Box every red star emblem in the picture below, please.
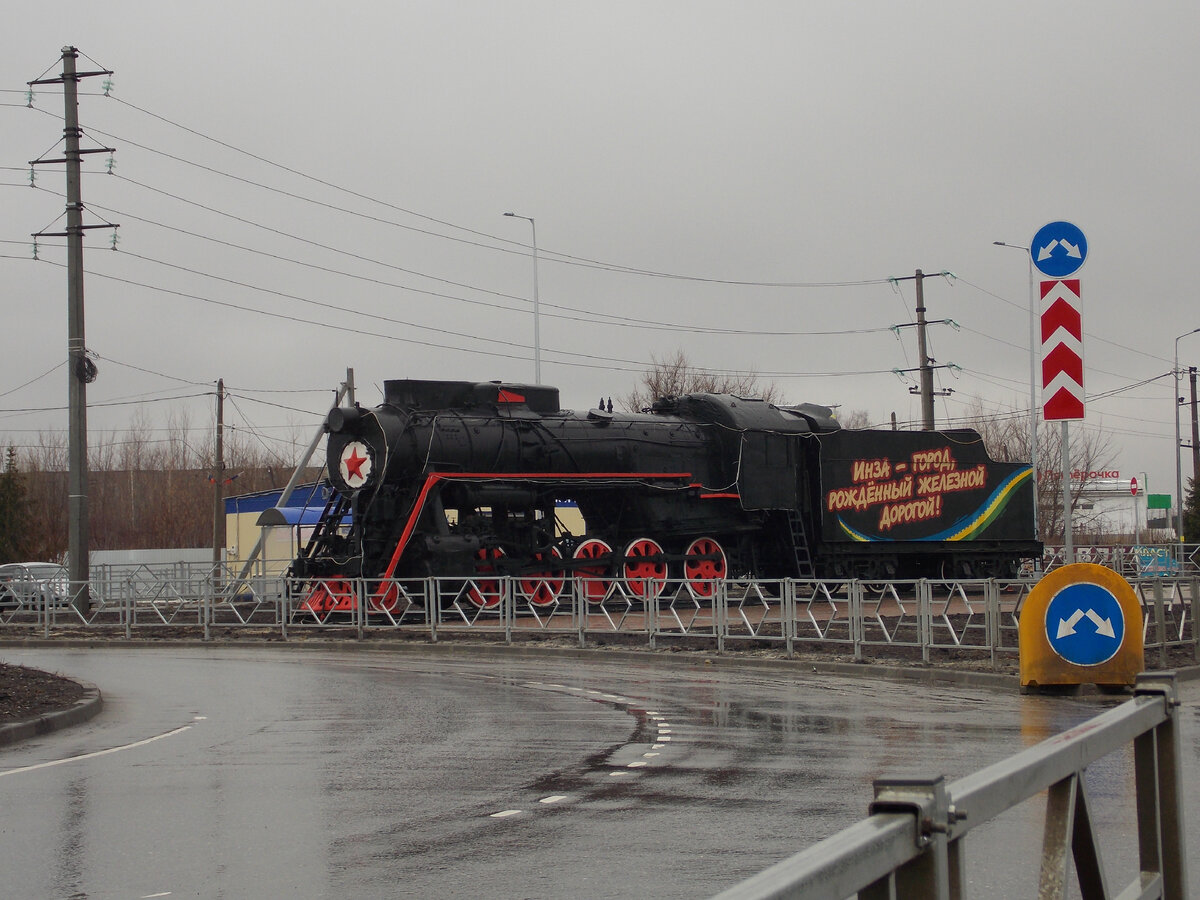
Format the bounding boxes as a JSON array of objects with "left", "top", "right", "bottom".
[{"left": 343, "top": 447, "right": 368, "bottom": 480}]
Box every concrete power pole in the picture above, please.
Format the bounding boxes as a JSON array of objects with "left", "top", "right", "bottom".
[
  {"left": 914, "top": 269, "right": 935, "bottom": 430},
  {"left": 1191, "top": 366, "right": 1199, "bottom": 502},
  {"left": 892, "top": 270, "right": 954, "bottom": 431},
  {"left": 212, "top": 379, "right": 225, "bottom": 573},
  {"left": 29, "top": 47, "right": 115, "bottom": 613}
]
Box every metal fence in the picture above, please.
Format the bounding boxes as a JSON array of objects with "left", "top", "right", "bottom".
[
  {"left": 2, "top": 564, "right": 1196, "bottom": 667},
  {"left": 711, "top": 671, "right": 1188, "bottom": 899},
  {"left": 1043, "top": 542, "right": 1200, "bottom": 577}
]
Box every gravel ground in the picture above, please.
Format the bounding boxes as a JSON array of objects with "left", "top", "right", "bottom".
[{"left": 0, "top": 662, "right": 84, "bottom": 724}]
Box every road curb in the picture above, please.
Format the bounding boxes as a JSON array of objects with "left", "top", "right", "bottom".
[{"left": 0, "top": 679, "right": 102, "bottom": 748}]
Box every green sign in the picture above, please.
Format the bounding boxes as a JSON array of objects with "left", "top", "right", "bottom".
[{"left": 1147, "top": 493, "right": 1172, "bottom": 510}]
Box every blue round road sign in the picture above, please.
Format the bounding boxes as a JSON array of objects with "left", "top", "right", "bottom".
[
  {"left": 1044, "top": 581, "right": 1125, "bottom": 666},
  {"left": 1031, "top": 221, "right": 1088, "bottom": 278}
]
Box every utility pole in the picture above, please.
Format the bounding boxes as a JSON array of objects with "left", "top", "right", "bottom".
[
  {"left": 891, "top": 269, "right": 955, "bottom": 430},
  {"left": 29, "top": 47, "right": 115, "bottom": 614},
  {"left": 914, "top": 270, "right": 935, "bottom": 430},
  {"left": 212, "top": 379, "right": 225, "bottom": 575},
  {"left": 1190, "top": 367, "right": 1199, "bottom": 489}
]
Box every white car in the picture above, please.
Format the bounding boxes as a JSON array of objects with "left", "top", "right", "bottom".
[{"left": 0, "top": 562, "right": 70, "bottom": 610}]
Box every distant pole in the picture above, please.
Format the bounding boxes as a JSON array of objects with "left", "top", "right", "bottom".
[
  {"left": 212, "top": 379, "right": 225, "bottom": 573},
  {"left": 1132, "top": 478, "right": 1139, "bottom": 544},
  {"left": 914, "top": 269, "right": 935, "bottom": 430},
  {"left": 503, "top": 212, "right": 540, "bottom": 384},
  {"left": 1190, "top": 367, "right": 1199, "bottom": 503},
  {"left": 1174, "top": 329, "right": 1200, "bottom": 541}
]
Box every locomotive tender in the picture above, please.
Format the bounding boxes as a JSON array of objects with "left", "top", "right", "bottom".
[{"left": 293, "top": 379, "right": 1039, "bottom": 607}]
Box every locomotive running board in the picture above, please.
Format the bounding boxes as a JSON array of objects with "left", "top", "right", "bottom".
[{"left": 379, "top": 471, "right": 696, "bottom": 581}]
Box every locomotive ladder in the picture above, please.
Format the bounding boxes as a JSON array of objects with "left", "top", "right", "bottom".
[
  {"left": 295, "top": 491, "right": 354, "bottom": 570},
  {"left": 785, "top": 510, "right": 814, "bottom": 578}
]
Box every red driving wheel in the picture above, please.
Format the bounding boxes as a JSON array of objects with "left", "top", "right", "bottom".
[
  {"left": 573, "top": 538, "right": 614, "bottom": 603},
  {"left": 684, "top": 537, "right": 727, "bottom": 599},
  {"left": 465, "top": 546, "right": 505, "bottom": 609},
  {"left": 518, "top": 548, "right": 565, "bottom": 607},
  {"left": 622, "top": 537, "right": 667, "bottom": 600}
]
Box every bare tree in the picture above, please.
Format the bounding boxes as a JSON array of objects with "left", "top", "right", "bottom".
[
  {"left": 13, "top": 414, "right": 322, "bottom": 558},
  {"left": 838, "top": 409, "right": 872, "bottom": 430},
  {"left": 621, "top": 349, "right": 782, "bottom": 412}
]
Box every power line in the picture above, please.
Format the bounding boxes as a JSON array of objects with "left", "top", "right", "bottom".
[
  {"left": 954, "top": 276, "right": 1173, "bottom": 365},
  {"left": 91, "top": 101, "right": 898, "bottom": 288},
  {"left": 93, "top": 179, "right": 896, "bottom": 338},
  {"left": 0, "top": 391, "right": 211, "bottom": 414},
  {"left": 0, "top": 361, "right": 64, "bottom": 398},
  {"left": 14, "top": 253, "right": 900, "bottom": 380}
]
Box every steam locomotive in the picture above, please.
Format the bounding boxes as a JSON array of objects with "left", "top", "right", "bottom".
[{"left": 292, "top": 379, "right": 1039, "bottom": 608}]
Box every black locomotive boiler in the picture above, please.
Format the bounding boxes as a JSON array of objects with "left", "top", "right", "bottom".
[{"left": 293, "top": 379, "right": 1039, "bottom": 608}]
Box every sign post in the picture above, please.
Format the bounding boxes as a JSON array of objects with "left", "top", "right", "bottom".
[
  {"left": 1032, "top": 222, "right": 1088, "bottom": 563},
  {"left": 1131, "top": 475, "right": 1139, "bottom": 543}
]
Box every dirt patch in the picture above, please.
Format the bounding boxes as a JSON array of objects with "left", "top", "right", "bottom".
[{"left": 0, "top": 662, "right": 85, "bottom": 724}]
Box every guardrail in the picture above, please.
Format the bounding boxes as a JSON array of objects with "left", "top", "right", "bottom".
[
  {"left": 711, "top": 671, "right": 1188, "bottom": 899},
  {"left": 2, "top": 571, "right": 1197, "bottom": 667}
]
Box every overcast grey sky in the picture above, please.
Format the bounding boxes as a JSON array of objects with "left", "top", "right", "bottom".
[{"left": 2, "top": 2, "right": 1197, "bottom": 503}]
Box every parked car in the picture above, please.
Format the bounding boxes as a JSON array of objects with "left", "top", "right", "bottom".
[{"left": 0, "top": 562, "right": 70, "bottom": 610}]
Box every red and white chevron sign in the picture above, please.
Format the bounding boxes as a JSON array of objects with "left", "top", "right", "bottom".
[{"left": 1040, "top": 278, "right": 1084, "bottom": 421}]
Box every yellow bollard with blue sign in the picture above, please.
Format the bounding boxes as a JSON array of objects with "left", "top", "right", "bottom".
[{"left": 1019, "top": 563, "right": 1144, "bottom": 691}]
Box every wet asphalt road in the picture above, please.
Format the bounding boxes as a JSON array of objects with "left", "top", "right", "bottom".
[{"left": 0, "top": 645, "right": 1197, "bottom": 899}]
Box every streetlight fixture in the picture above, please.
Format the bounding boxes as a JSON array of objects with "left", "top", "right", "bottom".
[
  {"left": 993, "top": 241, "right": 1039, "bottom": 538},
  {"left": 503, "top": 212, "right": 541, "bottom": 384},
  {"left": 1174, "top": 327, "right": 1200, "bottom": 541}
]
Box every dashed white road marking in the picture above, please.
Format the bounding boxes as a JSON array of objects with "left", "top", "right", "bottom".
[
  {"left": 490, "top": 809, "right": 522, "bottom": 818},
  {"left": 643, "top": 752, "right": 660, "bottom": 758},
  {"left": 539, "top": 795, "right": 568, "bottom": 804},
  {"left": 140, "top": 893, "right": 172, "bottom": 898},
  {"left": 610, "top": 770, "right": 634, "bottom": 777},
  {"left": 627, "top": 761, "right": 648, "bottom": 768},
  {"left": 0, "top": 723, "right": 195, "bottom": 778}
]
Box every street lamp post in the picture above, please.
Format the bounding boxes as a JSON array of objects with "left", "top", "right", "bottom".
[
  {"left": 1174, "top": 327, "right": 1200, "bottom": 541},
  {"left": 993, "top": 241, "right": 1039, "bottom": 539},
  {"left": 503, "top": 212, "right": 541, "bottom": 384}
]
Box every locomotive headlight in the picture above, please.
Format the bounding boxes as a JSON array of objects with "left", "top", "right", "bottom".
[
  {"left": 337, "top": 440, "right": 374, "bottom": 490},
  {"left": 326, "top": 406, "right": 362, "bottom": 434}
]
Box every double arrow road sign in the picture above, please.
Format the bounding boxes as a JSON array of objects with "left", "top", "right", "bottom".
[{"left": 1033, "top": 221, "right": 1088, "bottom": 422}]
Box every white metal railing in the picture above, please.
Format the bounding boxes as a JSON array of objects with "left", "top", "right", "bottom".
[
  {"left": 711, "top": 672, "right": 1188, "bottom": 900},
  {"left": 1042, "top": 543, "right": 1200, "bottom": 577},
  {"left": 2, "top": 572, "right": 1196, "bottom": 666}
]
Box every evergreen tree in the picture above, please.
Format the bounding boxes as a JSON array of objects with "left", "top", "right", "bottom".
[
  {"left": 1184, "top": 477, "right": 1200, "bottom": 544},
  {"left": 0, "top": 446, "right": 28, "bottom": 562}
]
